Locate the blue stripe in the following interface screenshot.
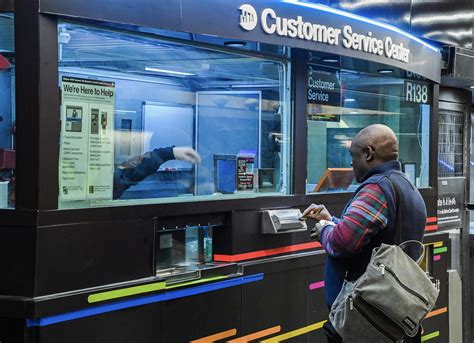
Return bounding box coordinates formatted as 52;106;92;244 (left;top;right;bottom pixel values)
27;273;263;327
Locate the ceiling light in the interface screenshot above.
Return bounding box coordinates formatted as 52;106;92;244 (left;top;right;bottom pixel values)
345;98;355;102
145;67;195;76
322;57;339;63
470;86;474;89
350;111;359;114
224;41;247;47
377;69;394;74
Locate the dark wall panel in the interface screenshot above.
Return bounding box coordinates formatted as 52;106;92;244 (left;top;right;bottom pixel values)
329;0;412;32
35;218;155;295
0;227;36;297
36;303;162;343
411;0;473;49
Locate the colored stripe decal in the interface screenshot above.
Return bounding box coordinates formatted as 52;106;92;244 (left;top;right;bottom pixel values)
433;242;443;248
421;331;440;341
309;281;325;290
261;320;327;342
214;242;321;262
425;225;438;231
165;275;228;290
88;282;166;303
27;273;264;327
426;307;448;319
434;247;448;254
227;326;281;343
433;255;441;261
426;217;437;223
190;328;237;342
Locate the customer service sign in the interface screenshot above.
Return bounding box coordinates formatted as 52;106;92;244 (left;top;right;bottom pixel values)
178;0;441;82
239;4;410;63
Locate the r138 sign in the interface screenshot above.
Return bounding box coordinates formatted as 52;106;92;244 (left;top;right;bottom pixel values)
404;80;431;104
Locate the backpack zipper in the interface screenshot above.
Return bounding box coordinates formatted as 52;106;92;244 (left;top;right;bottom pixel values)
349;295;397;341
375;261;429;306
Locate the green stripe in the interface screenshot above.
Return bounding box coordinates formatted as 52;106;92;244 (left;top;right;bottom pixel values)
421;331;440;342
88;282;166;303
433;247;448;254
87;275;231;303
165;275;229;289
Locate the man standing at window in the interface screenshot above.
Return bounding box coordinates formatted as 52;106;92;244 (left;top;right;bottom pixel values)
302;124;426;343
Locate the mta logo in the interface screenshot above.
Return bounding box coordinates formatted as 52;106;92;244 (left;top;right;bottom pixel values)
239;4;258;31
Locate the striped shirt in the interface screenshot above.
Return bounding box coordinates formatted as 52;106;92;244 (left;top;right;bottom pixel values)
320;183;388;257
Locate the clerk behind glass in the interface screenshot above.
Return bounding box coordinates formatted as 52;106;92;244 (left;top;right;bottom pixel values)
113;146;200;199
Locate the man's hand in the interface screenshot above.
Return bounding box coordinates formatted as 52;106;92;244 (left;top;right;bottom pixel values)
302;204;332;221
173;147;201;164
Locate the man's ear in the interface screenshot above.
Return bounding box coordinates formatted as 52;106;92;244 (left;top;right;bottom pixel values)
365;146;375;161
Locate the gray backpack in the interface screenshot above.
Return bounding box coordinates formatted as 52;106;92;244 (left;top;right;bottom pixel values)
329;178;439;342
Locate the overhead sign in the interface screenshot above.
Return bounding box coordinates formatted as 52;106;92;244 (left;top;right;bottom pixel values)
40;0;442;82
239;4;410;63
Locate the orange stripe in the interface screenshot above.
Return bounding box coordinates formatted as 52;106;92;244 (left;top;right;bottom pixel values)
426;307;448;319
214;242;321;262
426;217;437;223
425;225;438;231
191;328;237;342
227;326;281;343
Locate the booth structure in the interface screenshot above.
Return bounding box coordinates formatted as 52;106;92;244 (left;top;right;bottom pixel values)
0;0;473;342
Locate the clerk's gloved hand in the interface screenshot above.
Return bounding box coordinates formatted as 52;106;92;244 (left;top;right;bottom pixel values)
172;147;201;164
301;204;332;221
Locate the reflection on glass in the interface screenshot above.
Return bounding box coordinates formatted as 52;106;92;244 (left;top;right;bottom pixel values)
57;22;290;208
306;54;431;193
0;14;15;209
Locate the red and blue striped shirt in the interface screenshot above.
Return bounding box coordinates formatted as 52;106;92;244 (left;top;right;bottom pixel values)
320;183;388;257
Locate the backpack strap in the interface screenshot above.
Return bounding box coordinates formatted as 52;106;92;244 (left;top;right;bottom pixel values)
386;176;402;245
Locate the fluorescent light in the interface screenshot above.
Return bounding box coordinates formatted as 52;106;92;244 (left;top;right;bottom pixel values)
345;98;356;102
350;111;359;114
145;67;195;76
116;110;137;114
231;84;278;88
224;41;247;47
322;58;339;63
470;86;474;89
283;0;440;53
378;68;394;74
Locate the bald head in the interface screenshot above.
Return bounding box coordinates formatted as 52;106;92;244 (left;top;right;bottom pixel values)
353;124;399;162
350;124;399;182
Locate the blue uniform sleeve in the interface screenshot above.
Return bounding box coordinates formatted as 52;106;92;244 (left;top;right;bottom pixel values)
113;146;175;199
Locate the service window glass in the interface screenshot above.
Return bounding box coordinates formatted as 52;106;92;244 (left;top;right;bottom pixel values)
306;54;431;193
0;14;15;209
57;22;291;208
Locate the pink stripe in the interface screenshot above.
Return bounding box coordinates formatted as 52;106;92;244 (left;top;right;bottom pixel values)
433;255;441;261
309;281;325;290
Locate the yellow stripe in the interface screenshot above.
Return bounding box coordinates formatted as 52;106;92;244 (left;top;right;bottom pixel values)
190;328;237;342
260;320;326;342
433;242;443;248
227;326;281;343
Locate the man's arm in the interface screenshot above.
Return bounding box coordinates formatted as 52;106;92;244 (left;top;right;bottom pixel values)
113;147;175;199
319;183;388;257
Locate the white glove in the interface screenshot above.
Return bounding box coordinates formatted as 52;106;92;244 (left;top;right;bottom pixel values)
172;147;201;164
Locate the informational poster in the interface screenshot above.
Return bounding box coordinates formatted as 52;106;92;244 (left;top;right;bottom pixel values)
59;77;115;201
237;154;255;191
437;178;464;230
307;64;341;122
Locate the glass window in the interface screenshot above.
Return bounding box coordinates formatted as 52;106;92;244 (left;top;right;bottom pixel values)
306;54;431;193
57;22;291;208
0;14;15;209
